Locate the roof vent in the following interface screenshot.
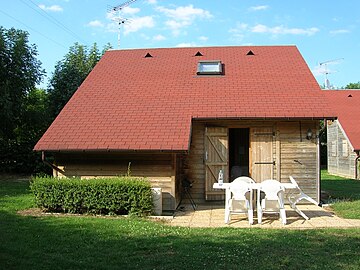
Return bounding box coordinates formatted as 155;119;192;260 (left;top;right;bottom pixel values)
194;51;203;56
144;52;153;58
246;50;255;56
348;94;353;98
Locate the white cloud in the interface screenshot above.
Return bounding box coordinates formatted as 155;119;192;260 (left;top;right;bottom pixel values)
198;36;208;41
146;0;157;4
312;65;327;76
157;5;212;21
329;29;350;35
229;23;249;42
229;22;319;42
87;20;104;28
230;23;249;32
176;42;198;47
123;16;155;35
251;24;319;36
105;6;154;35
106;11;115;21
249;5;269;11
157;5;212;36
106;23;118;33
153;34;166;41
38;4;63;12
122;6;140;15
165;20;187;36
166;20;185;29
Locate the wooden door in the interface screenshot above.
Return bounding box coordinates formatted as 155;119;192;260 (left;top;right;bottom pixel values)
205;127;228;200
250;127;275;182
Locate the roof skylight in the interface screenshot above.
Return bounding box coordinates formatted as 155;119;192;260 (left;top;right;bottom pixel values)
197;60;222;75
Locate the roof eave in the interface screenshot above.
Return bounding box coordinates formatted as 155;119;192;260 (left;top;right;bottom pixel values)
35;149;189;154
192;116;336;121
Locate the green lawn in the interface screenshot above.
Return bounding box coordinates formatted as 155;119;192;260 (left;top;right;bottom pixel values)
1;177;360;270
321;170;360;219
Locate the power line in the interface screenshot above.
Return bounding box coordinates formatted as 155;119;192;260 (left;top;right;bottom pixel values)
19;0;86;44
0;8;67;49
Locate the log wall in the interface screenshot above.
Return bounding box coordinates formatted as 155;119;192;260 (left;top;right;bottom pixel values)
53;152;178;211
51;119;321;211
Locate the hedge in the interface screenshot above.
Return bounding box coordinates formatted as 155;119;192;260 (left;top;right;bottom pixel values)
30;176;153;216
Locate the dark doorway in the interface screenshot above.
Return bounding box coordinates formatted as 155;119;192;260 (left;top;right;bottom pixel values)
229;128;250;181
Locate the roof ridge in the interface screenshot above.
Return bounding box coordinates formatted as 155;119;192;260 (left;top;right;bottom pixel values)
107;44;298;53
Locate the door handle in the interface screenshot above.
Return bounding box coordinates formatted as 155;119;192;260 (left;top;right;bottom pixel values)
254;161;276;165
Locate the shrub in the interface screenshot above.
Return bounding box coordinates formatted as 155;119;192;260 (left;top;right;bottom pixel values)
30;176;153;216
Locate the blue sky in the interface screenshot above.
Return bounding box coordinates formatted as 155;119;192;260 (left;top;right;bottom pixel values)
1;0;359;89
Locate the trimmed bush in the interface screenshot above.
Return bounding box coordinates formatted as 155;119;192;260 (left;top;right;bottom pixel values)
30;176;153;216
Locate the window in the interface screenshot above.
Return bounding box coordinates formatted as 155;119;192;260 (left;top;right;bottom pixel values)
197;60;222;75
342;140;349;157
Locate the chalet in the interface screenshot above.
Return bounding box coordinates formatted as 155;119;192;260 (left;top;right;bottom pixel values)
34;46;334;212
325;90;360;179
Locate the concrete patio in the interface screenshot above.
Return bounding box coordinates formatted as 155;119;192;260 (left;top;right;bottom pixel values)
168;204;360;229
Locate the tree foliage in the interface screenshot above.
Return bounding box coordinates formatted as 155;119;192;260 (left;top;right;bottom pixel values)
0;27;49;173
0;27;44;140
345;81;360;89
48;42;112;117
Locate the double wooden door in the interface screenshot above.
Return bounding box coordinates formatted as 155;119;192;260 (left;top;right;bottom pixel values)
205;126;276;200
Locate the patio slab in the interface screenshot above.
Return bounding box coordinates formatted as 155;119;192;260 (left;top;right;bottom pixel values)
168;204;360;229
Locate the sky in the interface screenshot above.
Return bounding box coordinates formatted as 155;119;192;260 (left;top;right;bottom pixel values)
1;0;359;89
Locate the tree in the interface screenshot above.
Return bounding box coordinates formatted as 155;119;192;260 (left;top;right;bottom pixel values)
0;27;44;140
345;81;360;89
8;88;51;173
47;42;112;117
0;27;47;173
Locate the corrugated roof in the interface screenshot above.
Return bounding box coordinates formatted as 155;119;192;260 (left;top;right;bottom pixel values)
34;46;334;151
325;90;360;151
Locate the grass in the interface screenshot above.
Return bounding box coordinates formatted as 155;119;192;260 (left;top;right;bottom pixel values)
1;176;360;270
321;170;360;219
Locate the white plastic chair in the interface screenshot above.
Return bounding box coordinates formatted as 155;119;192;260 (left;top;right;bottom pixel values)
233;176;256;184
257;179;286;225
224;180;253;224
233;176;256;207
287;176;318;220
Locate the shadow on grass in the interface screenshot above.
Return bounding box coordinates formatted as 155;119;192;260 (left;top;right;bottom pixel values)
2;213;360;269
1;180;360;270
322;179;360;201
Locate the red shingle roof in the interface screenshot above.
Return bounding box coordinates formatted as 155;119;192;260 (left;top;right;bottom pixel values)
325;90;360;151
34;46;334;152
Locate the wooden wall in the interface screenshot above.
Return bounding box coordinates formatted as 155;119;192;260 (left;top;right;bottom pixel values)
277;121;319;200
182;122;206;202
327;120;357;179
184;120;320;204
53;152;178;211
